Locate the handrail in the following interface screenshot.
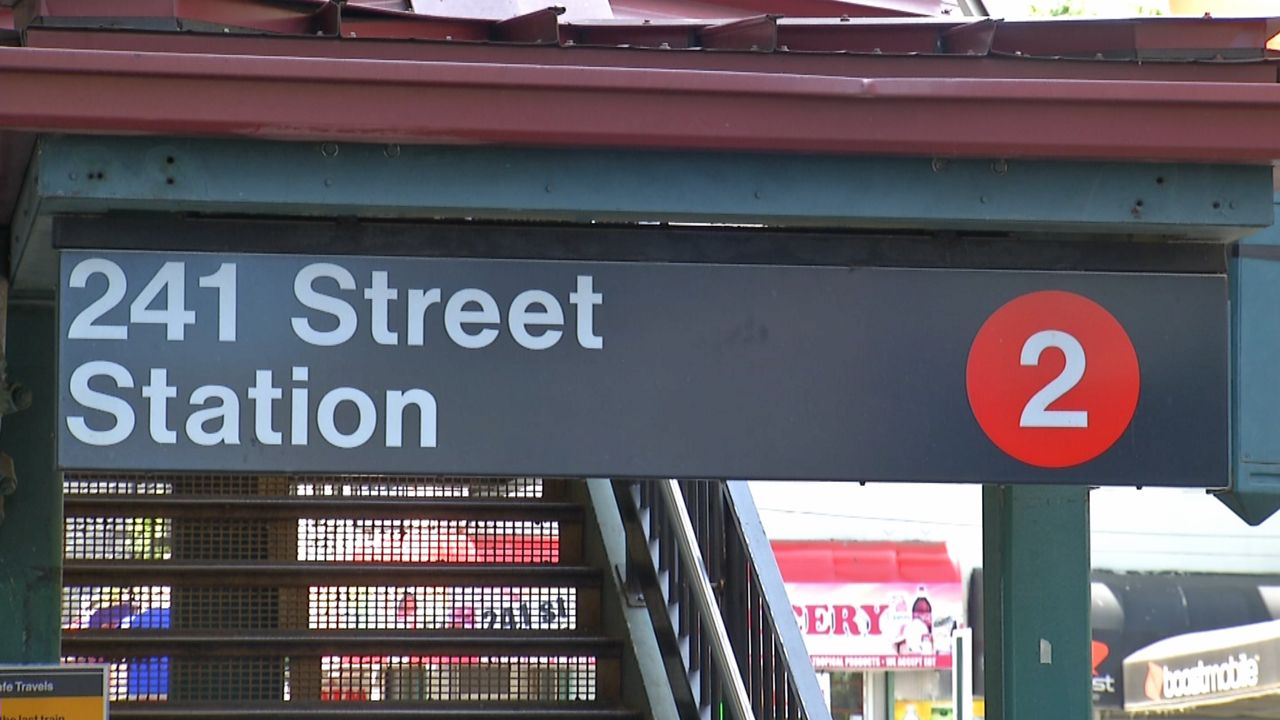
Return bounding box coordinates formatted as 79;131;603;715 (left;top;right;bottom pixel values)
615;478;832;720
658;478;757;720
724;481;831;720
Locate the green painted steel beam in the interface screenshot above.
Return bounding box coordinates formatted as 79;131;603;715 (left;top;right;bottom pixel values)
1220;192;1280;525
11;135;1273;291
982;485;1091;720
0;301;61;662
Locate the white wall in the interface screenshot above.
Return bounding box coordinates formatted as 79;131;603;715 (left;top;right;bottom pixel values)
750;481;1280;576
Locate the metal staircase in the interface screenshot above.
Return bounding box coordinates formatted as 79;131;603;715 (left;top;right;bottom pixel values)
60;474;828;720
61;475;637;719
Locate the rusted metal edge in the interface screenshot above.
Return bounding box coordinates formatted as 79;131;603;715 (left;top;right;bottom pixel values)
1;45;1279;162
22;27;1280;83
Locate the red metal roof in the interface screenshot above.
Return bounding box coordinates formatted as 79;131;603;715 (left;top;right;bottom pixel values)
772;541;960;584
0;0;1277;229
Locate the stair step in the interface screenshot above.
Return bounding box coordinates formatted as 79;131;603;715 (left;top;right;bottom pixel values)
62;631;622;657
63;561;600;585
63;496;583;522
107;703;642;719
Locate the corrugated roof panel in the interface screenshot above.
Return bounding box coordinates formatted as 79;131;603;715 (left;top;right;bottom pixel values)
776;17;960;52
339;7;493;41
699;15;778;51
563;19;703;47
8;0;1276;62
349;0;412;10
612;0;941;20
1132;16;1280;59
991;16;1280;60
14;0;336;35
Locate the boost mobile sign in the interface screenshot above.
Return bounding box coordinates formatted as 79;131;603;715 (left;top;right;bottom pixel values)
57;238;1228;485
1125;636;1280;712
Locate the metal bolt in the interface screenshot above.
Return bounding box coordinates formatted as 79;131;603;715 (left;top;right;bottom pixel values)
324;178;334;188
321;143;339;158
383;144;401;159
992;159;1009;175
753;190;763;199
1229;201;1237;210
544;183;553;193
69;172;78;180
979;195;988;204
931;158;948;173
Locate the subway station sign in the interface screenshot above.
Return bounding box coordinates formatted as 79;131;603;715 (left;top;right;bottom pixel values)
0;666;107;720
57;247;1228;486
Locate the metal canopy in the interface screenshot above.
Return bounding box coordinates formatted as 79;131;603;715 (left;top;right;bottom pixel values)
0;2;1276;236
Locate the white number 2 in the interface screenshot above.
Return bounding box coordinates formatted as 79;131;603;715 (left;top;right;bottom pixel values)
1019;330;1088;429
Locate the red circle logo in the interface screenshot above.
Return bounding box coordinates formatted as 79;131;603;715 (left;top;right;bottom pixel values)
966;290;1140;469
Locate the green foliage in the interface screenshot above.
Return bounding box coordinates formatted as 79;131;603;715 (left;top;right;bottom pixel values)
1028;1;1085;15
1026;0;1164;16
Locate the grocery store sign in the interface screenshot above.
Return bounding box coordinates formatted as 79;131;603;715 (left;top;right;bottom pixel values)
57;247;1227;486
784;582;964;671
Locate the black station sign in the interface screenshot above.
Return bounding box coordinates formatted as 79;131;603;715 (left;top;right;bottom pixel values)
56;245;1228;486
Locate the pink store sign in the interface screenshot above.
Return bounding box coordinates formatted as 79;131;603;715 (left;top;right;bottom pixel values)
784;582;965;671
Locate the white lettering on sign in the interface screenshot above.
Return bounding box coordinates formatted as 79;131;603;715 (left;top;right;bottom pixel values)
62;257;603;453
66;363;437;451
68;260;237;342
1019;330;1088;429
0;680;54;693
288;262;603;351
1144;653;1261;702
792;603;890;636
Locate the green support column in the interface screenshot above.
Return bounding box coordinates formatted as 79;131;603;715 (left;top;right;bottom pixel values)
982;485;1091;720
0;301;61;662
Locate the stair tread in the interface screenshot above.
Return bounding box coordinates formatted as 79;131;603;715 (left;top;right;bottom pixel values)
63;631;623;656
63;495;582;520
63;561;597;581
107;703;642;719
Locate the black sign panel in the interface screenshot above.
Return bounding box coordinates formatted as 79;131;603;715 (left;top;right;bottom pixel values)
0;665;107;718
56;244;1228;486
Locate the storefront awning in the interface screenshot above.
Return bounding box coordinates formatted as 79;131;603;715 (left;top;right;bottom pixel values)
773;541;959;585
774;541;961;671
1123;619;1280;717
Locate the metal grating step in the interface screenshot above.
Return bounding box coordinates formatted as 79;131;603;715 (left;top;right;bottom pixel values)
63;562;599;584
64;475;564;500
63;631;622;656
63;495;585;522
107;703;644;719
63;653;617;705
